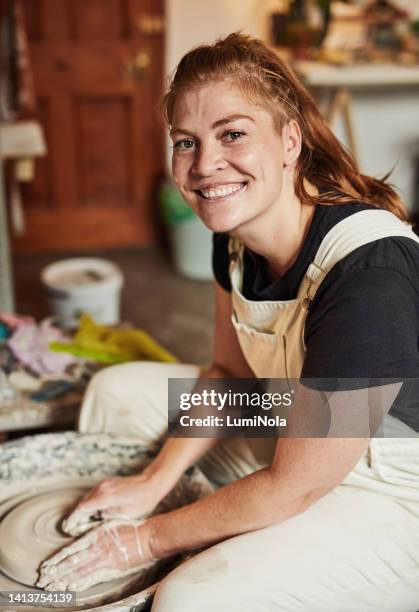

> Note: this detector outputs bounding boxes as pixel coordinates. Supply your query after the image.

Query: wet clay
[38,518,156,593]
[62,464,215,537]
[0,487,140,605]
[0,432,215,610]
[37,468,216,592]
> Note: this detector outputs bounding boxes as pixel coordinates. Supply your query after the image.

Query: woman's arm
[146,436,370,558]
[142,282,255,488]
[42,438,367,592]
[146,380,402,557]
[63,283,254,534]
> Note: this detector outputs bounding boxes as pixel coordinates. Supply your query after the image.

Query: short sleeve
[212,233,232,291]
[301,267,419,383]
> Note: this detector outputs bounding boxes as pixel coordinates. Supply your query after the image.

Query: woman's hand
[37,519,156,592]
[62,472,165,536]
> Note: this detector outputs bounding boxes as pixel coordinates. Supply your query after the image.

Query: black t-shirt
[212,203,419,432]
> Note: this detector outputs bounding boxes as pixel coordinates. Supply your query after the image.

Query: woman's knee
[78,362,201,437]
[78,362,165,436]
[85,362,165,396]
[85,361,200,397]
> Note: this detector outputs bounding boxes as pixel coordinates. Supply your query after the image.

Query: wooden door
[14,0,165,253]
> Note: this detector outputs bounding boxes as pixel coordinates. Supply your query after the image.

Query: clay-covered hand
[62,472,163,536]
[36,519,156,592]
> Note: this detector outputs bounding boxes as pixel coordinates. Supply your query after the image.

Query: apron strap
[227,236,241,259]
[305,209,419,290]
[228,236,245,289]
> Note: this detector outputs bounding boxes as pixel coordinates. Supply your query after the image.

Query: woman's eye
[225,130,245,141]
[173,138,195,150]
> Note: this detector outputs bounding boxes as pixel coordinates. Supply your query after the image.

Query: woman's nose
[191,143,227,177]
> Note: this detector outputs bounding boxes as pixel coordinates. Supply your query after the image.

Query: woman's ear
[282,120,302,167]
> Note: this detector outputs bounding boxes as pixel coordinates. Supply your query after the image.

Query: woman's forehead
[171,81,269,125]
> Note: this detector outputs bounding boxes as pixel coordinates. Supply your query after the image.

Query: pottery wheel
[0,486,140,607]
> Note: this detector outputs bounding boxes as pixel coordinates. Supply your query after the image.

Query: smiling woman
[169,82,296,239]
[37,33,419,612]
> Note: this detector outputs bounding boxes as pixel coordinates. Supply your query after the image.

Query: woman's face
[170,80,295,234]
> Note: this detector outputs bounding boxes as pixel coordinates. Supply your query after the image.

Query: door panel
[14,0,165,253]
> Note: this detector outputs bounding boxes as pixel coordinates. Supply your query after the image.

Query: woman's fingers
[44,564,123,593]
[38,550,101,587]
[62,474,155,536]
[38,520,155,593]
[63,504,137,536]
[100,505,136,519]
[61,507,100,536]
[37,532,103,589]
[39,529,98,573]
[61,481,118,535]
[39,553,104,592]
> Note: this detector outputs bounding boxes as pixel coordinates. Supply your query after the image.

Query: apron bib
[229,209,419,379]
[229,209,419,465]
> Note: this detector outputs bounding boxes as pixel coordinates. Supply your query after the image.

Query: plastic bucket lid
[41,258,123,298]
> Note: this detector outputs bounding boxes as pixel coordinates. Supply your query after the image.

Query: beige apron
[229,209,419,465]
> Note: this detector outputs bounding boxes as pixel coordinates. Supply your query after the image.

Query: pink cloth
[8,320,77,375]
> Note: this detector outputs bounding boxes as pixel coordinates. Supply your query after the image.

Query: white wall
[165,0,270,74]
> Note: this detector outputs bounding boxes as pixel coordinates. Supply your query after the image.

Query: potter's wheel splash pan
[0,481,160,611]
[0,432,215,611]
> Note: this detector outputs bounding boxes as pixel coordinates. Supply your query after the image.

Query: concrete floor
[13,246,215,366]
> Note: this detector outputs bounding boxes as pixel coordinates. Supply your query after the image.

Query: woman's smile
[194,181,247,202]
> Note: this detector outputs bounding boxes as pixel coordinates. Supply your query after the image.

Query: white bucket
[170,217,213,281]
[41,258,124,327]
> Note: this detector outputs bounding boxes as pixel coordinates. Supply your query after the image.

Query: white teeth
[200,183,244,199]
